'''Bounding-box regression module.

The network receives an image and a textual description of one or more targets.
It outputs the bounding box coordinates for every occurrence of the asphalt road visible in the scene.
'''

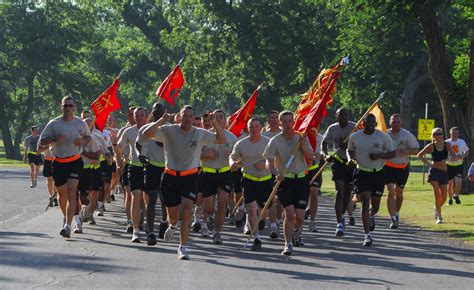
[0,167,473,288]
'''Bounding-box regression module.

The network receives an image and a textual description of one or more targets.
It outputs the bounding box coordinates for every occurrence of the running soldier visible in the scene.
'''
[445,127,469,205]
[264,111,313,255]
[24,126,43,188]
[39,96,91,238]
[348,114,395,246]
[321,108,356,237]
[143,105,226,260]
[384,114,419,229]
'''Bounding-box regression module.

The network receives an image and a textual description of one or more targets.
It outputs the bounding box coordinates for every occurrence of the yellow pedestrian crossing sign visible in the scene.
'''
[418,119,435,140]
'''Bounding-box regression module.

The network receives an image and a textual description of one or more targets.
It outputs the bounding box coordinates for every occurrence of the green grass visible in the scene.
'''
[0,139,28,167]
[320,168,474,246]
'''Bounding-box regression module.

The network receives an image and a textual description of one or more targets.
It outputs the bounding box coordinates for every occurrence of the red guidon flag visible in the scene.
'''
[156,65,184,107]
[91,78,121,131]
[228,85,260,137]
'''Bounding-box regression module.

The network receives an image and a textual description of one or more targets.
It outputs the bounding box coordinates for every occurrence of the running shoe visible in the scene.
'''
[178,245,190,260]
[53,198,58,206]
[269,226,279,239]
[281,244,293,256]
[243,223,251,235]
[110,194,116,202]
[73,224,83,234]
[448,198,453,205]
[147,232,157,246]
[234,210,245,228]
[389,217,398,229]
[212,232,223,244]
[126,220,133,234]
[251,238,262,251]
[48,197,54,207]
[200,227,210,238]
[60,226,71,239]
[335,223,344,237]
[88,216,96,225]
[164,226,176,242]
[191,221,201,233]
[436,217,443,224]
[453,196,461,205]
[131,231,140,243]
[97,208,104,217]
[349,217,356,226]
[308,221,318,233]
[363,234,373,246]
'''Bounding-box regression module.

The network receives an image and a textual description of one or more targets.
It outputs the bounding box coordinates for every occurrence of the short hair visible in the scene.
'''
[268,110,279,115]
[278,110,293,121]
[247,117,262,127]
[202,113,209,118]
[31,126,38,131]
[82,110,91,115]
[134,107,147,115]
[213,109,226,116]
[180,105,193,114]
[365,113,376,121]
[194,116,201,121]
[61,95,74,104]
[390,113,401,119]
[450,127,459,132]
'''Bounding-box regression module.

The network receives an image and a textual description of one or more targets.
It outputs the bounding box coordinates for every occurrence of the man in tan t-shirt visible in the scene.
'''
[39,96,91,239]
[264,111,313,256]
[144,105,226,260]
[348,114,395,247]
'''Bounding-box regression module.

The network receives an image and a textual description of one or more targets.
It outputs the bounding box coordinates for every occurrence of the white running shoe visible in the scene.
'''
[178,245,190,260]
[164,226,176,242]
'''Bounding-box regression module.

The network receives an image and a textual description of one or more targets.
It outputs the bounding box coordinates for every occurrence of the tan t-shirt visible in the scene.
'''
[263,133,311,174]
[137,123,165,163]
[348,129,395,169]
[117,125,140,163]
[154,124,217,171]
[81,134,101,165]
[202,130,237,169]
[262,128,282,139]
[231,136,271,177]
[118,124,131,160]
[321,122,356,160]
[92,129,111,156]
[40,116,91,158]
[386,128,419,165]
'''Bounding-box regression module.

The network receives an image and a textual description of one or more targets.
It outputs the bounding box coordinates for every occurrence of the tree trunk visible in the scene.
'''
[12,73,36,159]
[400,61,429,130]
[0,89,20,159]
[415,1,473,193]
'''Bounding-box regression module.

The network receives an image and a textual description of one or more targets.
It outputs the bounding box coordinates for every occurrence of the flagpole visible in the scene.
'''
[308,91,386,186]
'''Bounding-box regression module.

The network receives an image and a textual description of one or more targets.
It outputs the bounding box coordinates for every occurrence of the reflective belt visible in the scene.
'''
[54,154,81,163]
[149,160,165,168]
[28,151,40,155]
[92,164,101,170]
[202,166,231,174]
[357,166,383,173]
[83,164,94,169]
[129,161,144,167]
[44,157,55,161]
[308,164,320,171]
[446,163,464,167]
[333,154,348,165]
[100,156,106,162]
[243,173,272,182]
[284,172,306,179]
[164,167,199,176]
[385,162,408,169]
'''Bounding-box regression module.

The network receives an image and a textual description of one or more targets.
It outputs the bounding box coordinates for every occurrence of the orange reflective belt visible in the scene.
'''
[44,157,55,161]
[164,167,199,177]
[385,162,408,169]
[54,154,80,163]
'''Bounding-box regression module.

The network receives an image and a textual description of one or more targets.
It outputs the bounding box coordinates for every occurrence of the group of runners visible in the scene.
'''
[24,96,471,260]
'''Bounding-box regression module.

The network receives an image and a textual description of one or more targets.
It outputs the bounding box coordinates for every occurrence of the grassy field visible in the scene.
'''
[320,164,474,245]
[0,139,27,167]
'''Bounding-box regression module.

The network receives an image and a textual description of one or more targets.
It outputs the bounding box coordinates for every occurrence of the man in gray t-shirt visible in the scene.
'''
[24,126,42,188]
[321,108,356,237]
[144,105,226,260]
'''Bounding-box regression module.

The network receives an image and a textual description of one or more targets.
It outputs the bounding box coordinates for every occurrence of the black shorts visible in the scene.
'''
[100,160,112,183]
[384,165,410,188]
[121,163,130,187]
[277,176,309,210]
[353,169,385,197]
[52,158,83,187]
[161,173,198,207]
[447,164,463,180]
[232,169,243,193]
[128,165,145,192]
[428,168,448,185]
[200,171,233,198]
[28,153,43,166]
[91,166,102,191]
[307,166,323,188]
[242,176,274,208]
[331,159,355,184]
[145,164,164,192]
[78,168,93,196]
[109,161,117,175]
[43,160,53,177]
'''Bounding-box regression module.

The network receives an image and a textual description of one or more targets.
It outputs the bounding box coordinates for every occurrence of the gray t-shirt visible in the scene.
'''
[40,116,91,158]
[230,136,271,178]
[262,128,282,139]
[322,122,356,160]
[202,130,238,169]
[81,134,101,166]
[263,133,312,174]
[24,135,40,153]
[137,123,165,163]
[348,129,395,169]
[117,125,140,163]
[386,128,419,165]
[154,124,217,171]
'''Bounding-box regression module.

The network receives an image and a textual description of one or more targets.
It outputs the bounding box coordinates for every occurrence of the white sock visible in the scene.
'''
[201,222,208,229]
[98,201,104,209]
[271,222,277,230]
[74,215,81,226]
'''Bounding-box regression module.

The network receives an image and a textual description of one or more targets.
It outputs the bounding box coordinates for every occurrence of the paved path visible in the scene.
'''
[0,167,473,288]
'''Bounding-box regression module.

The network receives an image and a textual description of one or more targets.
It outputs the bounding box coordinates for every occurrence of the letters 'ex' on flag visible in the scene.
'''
[91,78,121,132]
[228,84,261,137]
[156,63,184,107]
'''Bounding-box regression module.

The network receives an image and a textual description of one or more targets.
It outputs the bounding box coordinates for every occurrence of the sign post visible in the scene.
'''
[418,103,434,184]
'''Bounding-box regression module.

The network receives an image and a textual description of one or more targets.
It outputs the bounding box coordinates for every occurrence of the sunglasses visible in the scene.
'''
[63,104,74,108]
[433,132,443,136]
